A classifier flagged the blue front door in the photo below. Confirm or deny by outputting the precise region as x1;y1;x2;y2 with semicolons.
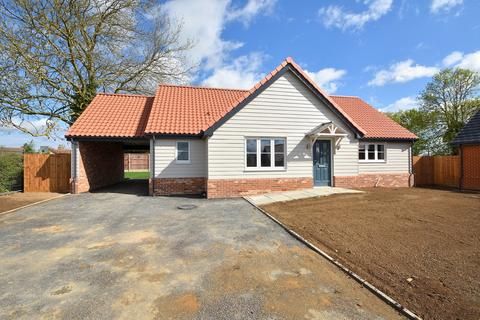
313;140;331;186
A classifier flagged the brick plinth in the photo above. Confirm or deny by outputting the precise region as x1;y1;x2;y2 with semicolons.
73;141;124;193
207;177;313;199
334;173;411;188
152;178;206;196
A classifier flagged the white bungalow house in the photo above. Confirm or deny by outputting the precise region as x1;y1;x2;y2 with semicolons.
66;57;417;198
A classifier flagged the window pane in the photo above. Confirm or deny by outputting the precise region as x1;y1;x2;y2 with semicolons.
359;144;365;160
177;142;189;161
178;151;189;161
261;153;271;167
246;139;257;153
246;154;257;167
274;139;284;153
378;152;385;160
368;144;375;160
261;139;271;153
177;142;188;152
377;145;384;152
275;153;284;167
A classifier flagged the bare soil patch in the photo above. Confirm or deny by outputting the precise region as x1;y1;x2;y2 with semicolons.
262;187;480;320
0;192;62;214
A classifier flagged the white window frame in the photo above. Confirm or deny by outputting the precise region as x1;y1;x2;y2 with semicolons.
244;137;287;171
358;143;386;163
176;141;191;164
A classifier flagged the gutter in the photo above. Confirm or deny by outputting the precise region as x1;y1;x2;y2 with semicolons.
244;197;423;320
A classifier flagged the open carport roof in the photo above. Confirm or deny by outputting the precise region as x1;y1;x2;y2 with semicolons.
66;57;417;141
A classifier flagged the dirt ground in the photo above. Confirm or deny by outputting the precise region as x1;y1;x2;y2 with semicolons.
0;192;62;214
262;187;480;320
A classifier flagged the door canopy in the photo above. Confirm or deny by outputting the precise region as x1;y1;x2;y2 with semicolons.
306;122;348;148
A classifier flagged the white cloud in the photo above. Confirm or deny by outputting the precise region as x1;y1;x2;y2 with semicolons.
455;51;480;72
318;0;393;31
227;0;277;26
441;50;480;72
305;68;347;93
382;96;419;112
201;53;265;89
430;0;463;13
368;59;439;86
160;0;276;87
442;51;463;66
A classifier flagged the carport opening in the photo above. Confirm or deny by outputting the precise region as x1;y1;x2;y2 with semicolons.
76;139;151;196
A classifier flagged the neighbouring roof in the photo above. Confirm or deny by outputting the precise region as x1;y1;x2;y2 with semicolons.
452;110;480;145
66;57;417;140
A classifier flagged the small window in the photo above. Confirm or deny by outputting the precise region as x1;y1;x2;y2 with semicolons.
274;139;285;167
368;144;375;160
176;141;190;163
245;138;286;169
359;144;365;160
260;139;271;167
377;145;385;160
358;143;386;162
246;139;257;167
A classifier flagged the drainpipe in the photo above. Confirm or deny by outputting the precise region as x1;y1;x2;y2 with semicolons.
408;144;414;187
151;136;155;196
71;140;78;194
459;145;464;191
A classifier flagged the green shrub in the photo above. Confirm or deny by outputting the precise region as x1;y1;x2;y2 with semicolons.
0;153;23;192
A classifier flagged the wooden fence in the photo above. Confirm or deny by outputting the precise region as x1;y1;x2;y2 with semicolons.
124;153;149;171
413;155;460;188
24;154;71;192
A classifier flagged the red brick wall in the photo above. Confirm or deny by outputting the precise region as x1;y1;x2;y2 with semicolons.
73;141;124;193
334;173;411;188
151;177;206;196
207;177;313;199
462;145;480;191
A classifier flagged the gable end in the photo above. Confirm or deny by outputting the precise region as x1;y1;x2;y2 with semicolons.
203;64;363;138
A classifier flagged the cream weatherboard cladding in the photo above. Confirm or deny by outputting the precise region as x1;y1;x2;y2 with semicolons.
153;139;207;178
207;71;360;179
358;142;411;173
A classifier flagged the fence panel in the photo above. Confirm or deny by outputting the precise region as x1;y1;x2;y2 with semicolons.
24;154;71;192
124;153;149;171
413;155;460;188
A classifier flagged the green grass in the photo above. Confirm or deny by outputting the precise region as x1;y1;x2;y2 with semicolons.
124;171;149;180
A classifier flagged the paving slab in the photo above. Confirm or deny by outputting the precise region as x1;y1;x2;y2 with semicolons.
246;187;363;206
0;181;399;320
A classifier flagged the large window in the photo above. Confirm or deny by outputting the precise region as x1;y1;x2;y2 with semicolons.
246;138;286;169
359;143;385;162
176;141;190;163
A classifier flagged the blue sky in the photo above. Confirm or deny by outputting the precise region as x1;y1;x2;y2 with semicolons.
1;0;479;148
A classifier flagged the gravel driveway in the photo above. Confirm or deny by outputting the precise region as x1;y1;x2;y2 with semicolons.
0;181;402;319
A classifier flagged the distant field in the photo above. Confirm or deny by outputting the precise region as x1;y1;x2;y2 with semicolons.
124;171;149;180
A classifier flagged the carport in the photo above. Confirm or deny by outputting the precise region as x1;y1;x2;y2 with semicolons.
65;93;154;194
69;138;150;194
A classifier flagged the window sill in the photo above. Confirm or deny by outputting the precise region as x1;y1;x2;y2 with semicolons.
358;160;386;163
244;168;287;172
176;161;191;165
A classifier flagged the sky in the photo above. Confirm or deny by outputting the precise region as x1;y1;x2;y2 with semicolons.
1;0;479;148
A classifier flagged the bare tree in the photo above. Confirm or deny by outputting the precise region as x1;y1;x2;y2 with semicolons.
0;0;193;136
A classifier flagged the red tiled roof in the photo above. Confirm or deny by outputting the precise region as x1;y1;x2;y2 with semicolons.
145;85;247;135
66;93;154;138
330;95;417;140
66;57;416;141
